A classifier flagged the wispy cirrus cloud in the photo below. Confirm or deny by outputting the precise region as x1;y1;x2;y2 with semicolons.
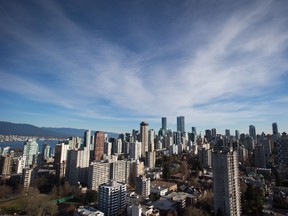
0;0;287;132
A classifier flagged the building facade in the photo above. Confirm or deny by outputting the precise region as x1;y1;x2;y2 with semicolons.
93;131;105;161
277;133;288;169
22;167;33;190
140;122;149;157
23;139;39;168
162;117;167;131
212;148;241;216
249;125;257;144
254;144;266;168
84;129;91;148
98;180;127;216
145;151;156;169
0;154;12;175
54;142;70;180
130;160;144;184
42;143;51;160
272;122;278;135
110;160;131;184
130;141;142;160
88;161;110;191
66;147;90;185
135;175;151;197
177;116;185;133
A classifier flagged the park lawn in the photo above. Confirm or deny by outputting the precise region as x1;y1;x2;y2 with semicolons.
57;196;85;215
0;197;25;214
0;194;56;215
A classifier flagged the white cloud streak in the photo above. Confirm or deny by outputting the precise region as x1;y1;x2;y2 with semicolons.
0;0;288;130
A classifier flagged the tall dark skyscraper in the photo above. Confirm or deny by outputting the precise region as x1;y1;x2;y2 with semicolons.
249;125;256;142
225;129;230;138
132;129;139;142
161;117;167;130
235;130;240;140
272;122;278;134
177;116;185;133
84;130;91;148
211;128;217;138
205;129;212;142
192;127;196;134
190;127;197;142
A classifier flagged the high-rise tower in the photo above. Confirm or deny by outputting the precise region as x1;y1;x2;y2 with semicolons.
140;122;148;157
235;130;240;140
148;129;155;152
177;116;185;133
254;144;266;168
192;127;196;134
272;123;278;135
54;142;70;181
211;128;217;139
88;161;110;191
205;129;212;142
42;143;51;160
249;125;257;143
162;117;167;130
130;141;142;160
66;146;90;185
84;130;91;148
225;129;231;138
212;148;241;216
23;139;39;168
93;131;105;161
98;180;127;216
0;155;12;175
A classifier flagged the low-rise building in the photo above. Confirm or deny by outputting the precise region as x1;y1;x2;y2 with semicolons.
151;180;177;193
164;192;197;209
127;204;160;216
151;186;168;196
273;187;288;209
74;206;104;216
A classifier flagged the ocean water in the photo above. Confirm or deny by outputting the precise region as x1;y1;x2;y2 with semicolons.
0;140;59;152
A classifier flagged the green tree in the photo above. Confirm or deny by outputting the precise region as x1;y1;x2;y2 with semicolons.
85;190;98;203
274;168;283;186
179;161;189;180
184;206;209;216
196;189;213;213
42;203;58;216
243;183;264;215
162;163;172;180
21;186;59;216
155;157;164;167
58;181;81;197
187;156;202;171
0;185;13;199
245;184;255;200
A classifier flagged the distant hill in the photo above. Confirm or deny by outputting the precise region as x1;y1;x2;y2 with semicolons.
0;121;65;137
41;127;87;137
42;127;119;138
0;121;119;138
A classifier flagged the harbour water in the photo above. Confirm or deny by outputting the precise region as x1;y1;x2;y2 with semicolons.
0;140;59;152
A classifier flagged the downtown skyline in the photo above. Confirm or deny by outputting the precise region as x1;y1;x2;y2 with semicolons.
1;0;288;134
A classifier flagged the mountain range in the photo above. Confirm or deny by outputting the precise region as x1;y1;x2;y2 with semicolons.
0;121;119;138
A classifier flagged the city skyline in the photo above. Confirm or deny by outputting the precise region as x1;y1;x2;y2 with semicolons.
1;1;288;134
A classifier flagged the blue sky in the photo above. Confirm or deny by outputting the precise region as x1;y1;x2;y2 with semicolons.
0;0;288;134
